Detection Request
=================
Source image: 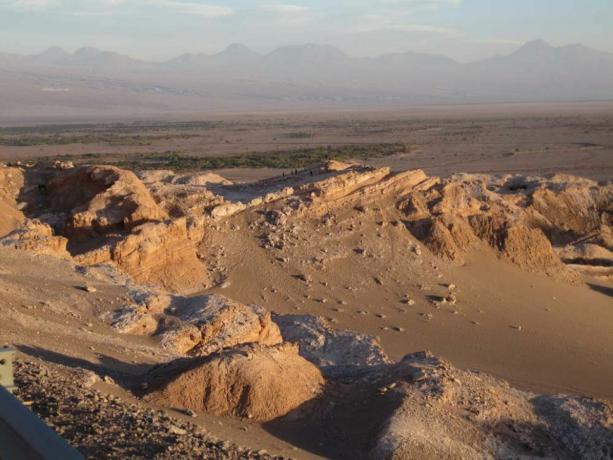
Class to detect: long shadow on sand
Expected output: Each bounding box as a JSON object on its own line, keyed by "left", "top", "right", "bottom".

{"left": 587, "top": 283, "right": 613, "bottom": 298}
{"left": 263, "top": 377, "right": 404, "bottom": 460}
{"left": 16, "top": 345, "right": 151, "bottom": 388}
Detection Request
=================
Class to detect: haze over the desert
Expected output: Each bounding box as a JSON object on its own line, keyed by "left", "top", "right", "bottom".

{"left": 0, "top": 1, "right": 612, "bottom": 459}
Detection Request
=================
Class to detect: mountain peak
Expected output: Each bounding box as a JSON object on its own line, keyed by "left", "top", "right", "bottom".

{"left": 37, "top": 46, "right": 70, "bottom": 61}
{"left": 217, "top": 43, "right": 259, "bottom": 59}
{"left": 223, "top": 43, "right": 253, "bottom": 53}
{"left": 515, "top": 39, "right": 553, "bottom": 54}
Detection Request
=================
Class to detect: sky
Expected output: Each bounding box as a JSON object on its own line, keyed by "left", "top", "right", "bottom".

{"left": 0, "top": 0, "right": 612, "bottom": 62}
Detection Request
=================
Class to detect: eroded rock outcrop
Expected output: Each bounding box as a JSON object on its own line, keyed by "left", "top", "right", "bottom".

{"left": 400, "top": 173, "right": 612, "bottom": 280}
{"left": 86, "top": 218, "right": 207, "bottom": 293}
{"left": 146, "top": 343, "right": 324, "bottom": 422}
{"left": 0, "top": 166, "right": 25, "bottom": 236}
{"left": 47, "top": 165, "right": 168, "bottom": 235}
{"left": 159, "top": 294, "right": 283, "bottom": 355}
{"left": 273, "top": 314, "right": 390, "bottom": 376}
{"left": 1, "top": 219, "right": 70, "bottom": 258}
{"left": 3, "top": 164, "right": 209, "bottom": 293}
{"left": 370, "top": 352, "right": 613, "bottom": 460}
{"left": 110, "top": 293, "right": 282, "bottom": 355}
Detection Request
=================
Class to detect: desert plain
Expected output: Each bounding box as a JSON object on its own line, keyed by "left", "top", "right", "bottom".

{"left": 0, "top": 103, "right": 612, "bottom": 459}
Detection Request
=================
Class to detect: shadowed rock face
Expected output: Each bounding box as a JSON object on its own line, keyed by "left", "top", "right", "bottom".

{"left": 146, "top": 343, "right": 324, "bottom": 422}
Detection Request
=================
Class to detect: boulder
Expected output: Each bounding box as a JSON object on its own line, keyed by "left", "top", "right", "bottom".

{"left": 146, "top": 343, "right": 324, "bottom": 421}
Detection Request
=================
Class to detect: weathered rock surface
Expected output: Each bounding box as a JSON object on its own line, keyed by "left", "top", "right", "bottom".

{"left": 159, "top": 294, "right": 283, "bottom": 355}
{"left": 147, "top": 343, "right": 324, "bottom": 422}
{"left": 99, "top": 218, "right": 207, "bottom": 293}
{"left": 111, "top": 293, "right": 282, "bottom": 355}
{"left": 273, "top": 314, "right": 390, "bottom": 375}
{"left": 400, "top": 173, "right": 612, "bottom": 280}
{"left": 1, "top": 219, "right": 70, "bottom": 258}
{"left": 1, "top": 165, "right": 209, "bottom": 293}
{"left": 0, "top": 166, "right": 25, "bottom": 236}
{"left": 370, "top": 352, "right": 613, "bottom": 460}
{"left": 299, "top": 166, "right": 391, "bottom": 201}
{"left": 47, "top": 165, "right": 167, "bottom": 235}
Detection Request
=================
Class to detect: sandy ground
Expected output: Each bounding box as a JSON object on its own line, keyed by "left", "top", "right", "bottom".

{"left": 198, "top": 207, "right": 613, "bottom": 401}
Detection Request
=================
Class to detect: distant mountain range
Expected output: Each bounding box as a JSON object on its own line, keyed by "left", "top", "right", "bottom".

{"left": 1, "top": 40, "right": 613, "bottom": 121}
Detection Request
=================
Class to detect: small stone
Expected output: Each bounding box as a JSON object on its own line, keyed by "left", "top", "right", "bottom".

{"left": 168, "top": 425, "right": 188, "bottom": 436}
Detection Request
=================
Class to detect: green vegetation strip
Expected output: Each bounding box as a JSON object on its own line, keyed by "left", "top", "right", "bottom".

{"left": 50, "top": 143, "right": 408, "bottom": 171}
{"left": 0, "top": 133, "right": 200, "bottom": 147}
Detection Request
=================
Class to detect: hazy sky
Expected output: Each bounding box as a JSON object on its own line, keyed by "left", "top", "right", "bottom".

{"left": 1, "top": 0, "right": 612, "bottom": 61}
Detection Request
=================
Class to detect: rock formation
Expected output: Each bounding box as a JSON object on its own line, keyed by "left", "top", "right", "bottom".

{"left": 0, "top": 164, "right": 208, "bottom": 293}
{"left": 399, "top": 173, "right": 612, "bottom": 280}
{"left": 0, "top": 219, "right": 70, "bottom": 258}
{"left": 74, "top": 217, "right": 208, "bottom": 293}
{"left": 146, "top": 343, "right": 324, "bottom": 422}
{"left": 2, "top": 161, "right": 611, "bottom": 292}
{"left": 370, "top": 352, "right": 613, "bottom": 460}
{"left": 0, "top": 166, "right": 25, "bottom": 236}
{"left": 274, "top": 314, "right": 390, "bottom": 376}
{"left": 46, "top": 165, "right": 168, "bottom": 235}
{"left": 110, "top": 293, "right": 283, "bottom": 356}
{"left": 159, "top": 294, "right": 283, "bottom": 355}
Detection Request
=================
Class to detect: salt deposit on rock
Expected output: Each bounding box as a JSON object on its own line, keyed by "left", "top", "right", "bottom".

{"left": 273, "top": 314, "right": 390, "bottom": 375}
